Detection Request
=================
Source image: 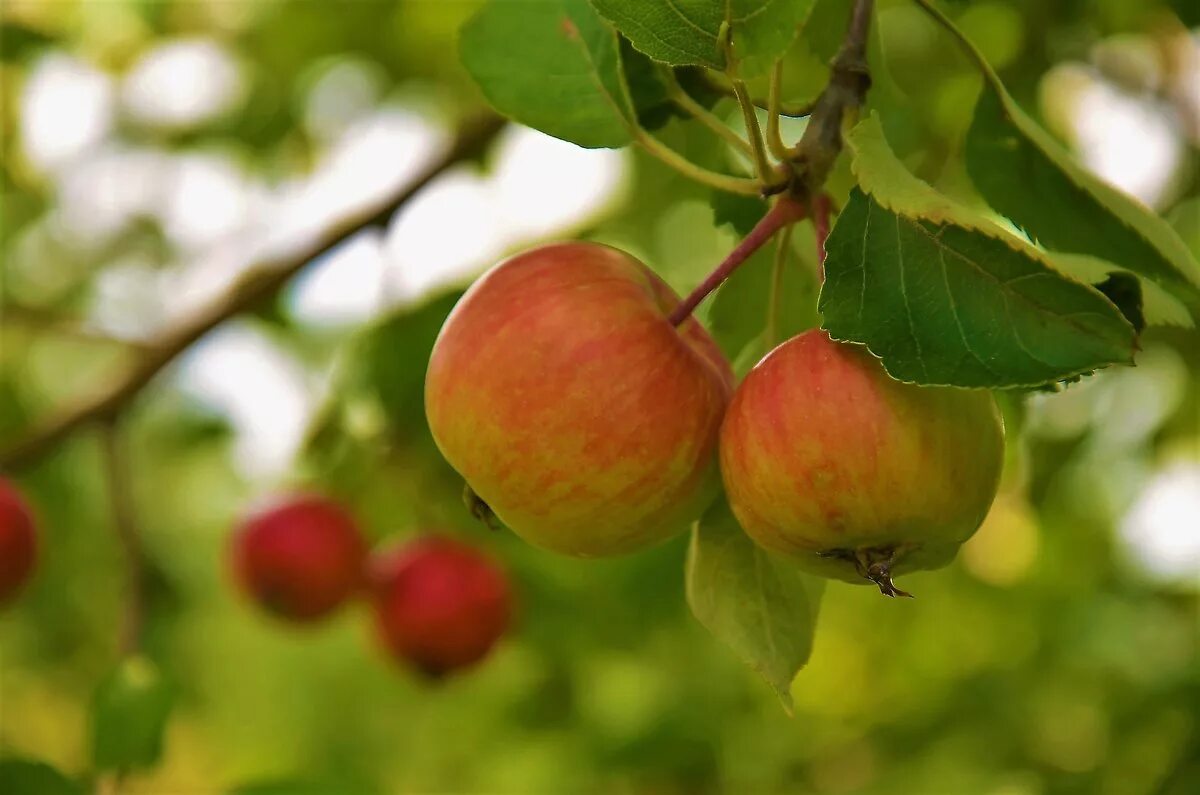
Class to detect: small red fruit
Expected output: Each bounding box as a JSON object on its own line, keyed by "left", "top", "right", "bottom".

{"left": 0, "top": 478, "right": 37, "bottom": 607}
{"left": 369, "top": 536, "right": 511, "bottom": 676}
{"left": 230, "top": 494, "right": 368, "bottom": 623}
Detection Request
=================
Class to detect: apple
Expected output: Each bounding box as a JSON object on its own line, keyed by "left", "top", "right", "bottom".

{"left": 230, "top": 494, "right": 368, "bottom": 622}
{"left": 368, "top": 536, "right": 511, "bottom": 676}
{"left": 0, "top": 478, "right": 37, "bottom": 607}
{"left": 425, "top": 242, "right": 734, "bottom": 557}
{"left": 719, "top": 330, "right": 1004, "bottom": 595}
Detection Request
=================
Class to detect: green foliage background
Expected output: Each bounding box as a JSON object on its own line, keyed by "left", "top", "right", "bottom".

{"left": 1, "top": 1, "right": 1198, "bottom": 793}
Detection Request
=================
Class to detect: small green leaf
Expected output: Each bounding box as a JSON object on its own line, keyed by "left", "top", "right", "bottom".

{"left": 92, "top": 656, "right": 174, "bottom": 772}
{"left": 710, "top": 191, "right": 766, "bottom": 236}
{"left": 0, "top": 759, "right": 83, "bottom": 795}
{"left": 914, "top": 0, "right": 1200, "bottom": 319}
{"left": 356, "top": 292, "right": 462, "bottom": 435}
{"left": 686, "top": 498, "right": 825, "bottom": 713}
{"left": 460, "top": 0, "right": 637, "bottom": 148}
{"left": 590, "top": 0, "right": 814, "bottom": 77}
{"left": 823, "top": 115, "right": 1135, "bottom": 388}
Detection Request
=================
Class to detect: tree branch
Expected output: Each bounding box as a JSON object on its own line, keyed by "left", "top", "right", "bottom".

{"left": 792, "top": 0, "right": 874, "bottom": 190}
{"left": 1, "top": 305, "right": 153, "bottom": 352}
{"left": 665, "top": 0, "right": 876, "bottom": 327}
{"left": 0, "top": 112, "right": 505, "bottom": 472}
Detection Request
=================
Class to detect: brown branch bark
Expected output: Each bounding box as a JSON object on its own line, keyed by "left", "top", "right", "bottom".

{"left": 0, "top": 112, "right": 504, "bottom": 472}
{"left": 793, "top": 0, "right": 875, "bottom": 190}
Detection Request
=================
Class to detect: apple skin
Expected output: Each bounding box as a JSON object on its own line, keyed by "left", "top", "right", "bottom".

{"left": 0, "top": 478, "right": 37, "bottom": 607}
{"left": 425, "top": 242, "right": 734, "bottom": 557}
{"left": 230, "top": 494, "right": 368, "bottom": 623}
{"left": 368, "top": 536, "right": 511, "bottom": 676}
{"left": 719, "top": 330, "right": 1004, "bottom": 588}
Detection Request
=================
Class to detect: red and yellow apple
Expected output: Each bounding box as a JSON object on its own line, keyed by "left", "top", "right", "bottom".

{"left": 719, "top": 330, "right": 1004, "bottom": 594}
{"left": 230, "top": 494, "right": 368, "bottom": 622}
{"left": 425, "top": 242, "right": 734, "bottom": 557}
{"left": 0, "top": 478, "right": 37, "bottom": 607}
{"left": 368, "top": 535, "right": 511, "bottom": 676}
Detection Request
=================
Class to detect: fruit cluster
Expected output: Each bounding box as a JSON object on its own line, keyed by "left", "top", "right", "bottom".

{"left": 0, "top": 240, "right": 1005, "bottom": 679}
{"left": 425, "top": 242, "right": 1004, "bottom": 596}
{"left": 231, "top": 494, "right": 512, "bottom": 676}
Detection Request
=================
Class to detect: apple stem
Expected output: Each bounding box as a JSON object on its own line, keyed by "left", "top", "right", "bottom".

{"left": 811, "top": 192, "right": 832, "bottom": 280}
{"left": 866, "top": 560, "right": 914, "bottom": 598}
{"left": 668, "top": 195, "right": 807, "bottom": 327}
{"left": 851, "top": 546, "right": 914, "bottom": 598}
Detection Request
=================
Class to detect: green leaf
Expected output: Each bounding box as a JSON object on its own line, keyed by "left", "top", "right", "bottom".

{"left": 460, "top": 0, "right": 637, "bottom": 148}
{"left": 821, "top": 115, "right": 1135, "bottom": 388}
{"left": 710, "top": 190, "right": 767, "bottom": 236}
{"left": 590, "top": 0, "right": 814, "bottom": 78}
{"left": 0, "top": 759, "right": 83, "bottom": 795}
{"left": 91, "top": 656, "right": 174, "bottom": 772}
{"left": 913, "top": 0, "right": 1200, "bottom": 320}
{"left": 356, "top": 292, "right": 463, "bottom": 436}
{"left": 300, "top": 292, "right": 462, "bottom": 503}
{"left": 686, "top": 498, "right": 825, "bottom": 714}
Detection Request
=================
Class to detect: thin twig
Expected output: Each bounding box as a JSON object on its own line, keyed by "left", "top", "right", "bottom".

{"left": 99, "top": 418, "right": 145, "bottom": 656}
{"left": 633, "top": 129, "right": 762, "bottom": 195}
{"left": 765, "top": 225, "right": 794, "bottom": 349}
{"left": 0, "top": 113, "right": 505, "bottom": 471}
{"left": 667, "top": 0, "right": 875, "bottom": 327}
{"left": 766, "top": 62, "right": 790, "bottom": 161}
{"left": 698, "top": 72, "right": 815, "bottom": 117}
{"left": 732, "top": 79, "right": 774, "bottom": 182}
{"left": 664, "top": 71, "right": 753, "bottom": 155}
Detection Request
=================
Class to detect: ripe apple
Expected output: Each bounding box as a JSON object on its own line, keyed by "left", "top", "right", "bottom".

{"left": 230, "top": 494, "right": 368, "bottom": 622}
{"left": 0, "top": 478, "right": 37, "bottom": 607}
{"left": 719, "top": 330, "right": 1004, "bottom": 595}
{"left": 425, "top": 242, "right": 734, "bottom": 557}
{"left": 368, "top": 536, "right": 511, "bottom": 676}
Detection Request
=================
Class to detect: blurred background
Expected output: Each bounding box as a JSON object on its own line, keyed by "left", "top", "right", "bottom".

{"left": 0, "top": 0, "right": 1198, "bottom": 793}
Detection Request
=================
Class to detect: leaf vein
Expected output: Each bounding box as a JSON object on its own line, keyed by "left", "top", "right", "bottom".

{"left": 895, "top": 213, "right": 930, "bottom": 380}
{"left": 938, "top": 247, "right": 998, "bottom": 377}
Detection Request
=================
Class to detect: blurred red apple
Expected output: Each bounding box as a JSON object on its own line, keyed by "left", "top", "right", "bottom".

{"left": 230, "top": 494, "right": 368, "bottom": 622}
{"left": 425, "top": 242, "right": 734, "bottom": 557}
{"left": 369, "top": 536, "right": 511, "bottom": 676}
{"left": 719, "top": 330, "right": 1004, "bottom": 595}
{"left": 0, "top": 478, "right": 37, "bottom": 607}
